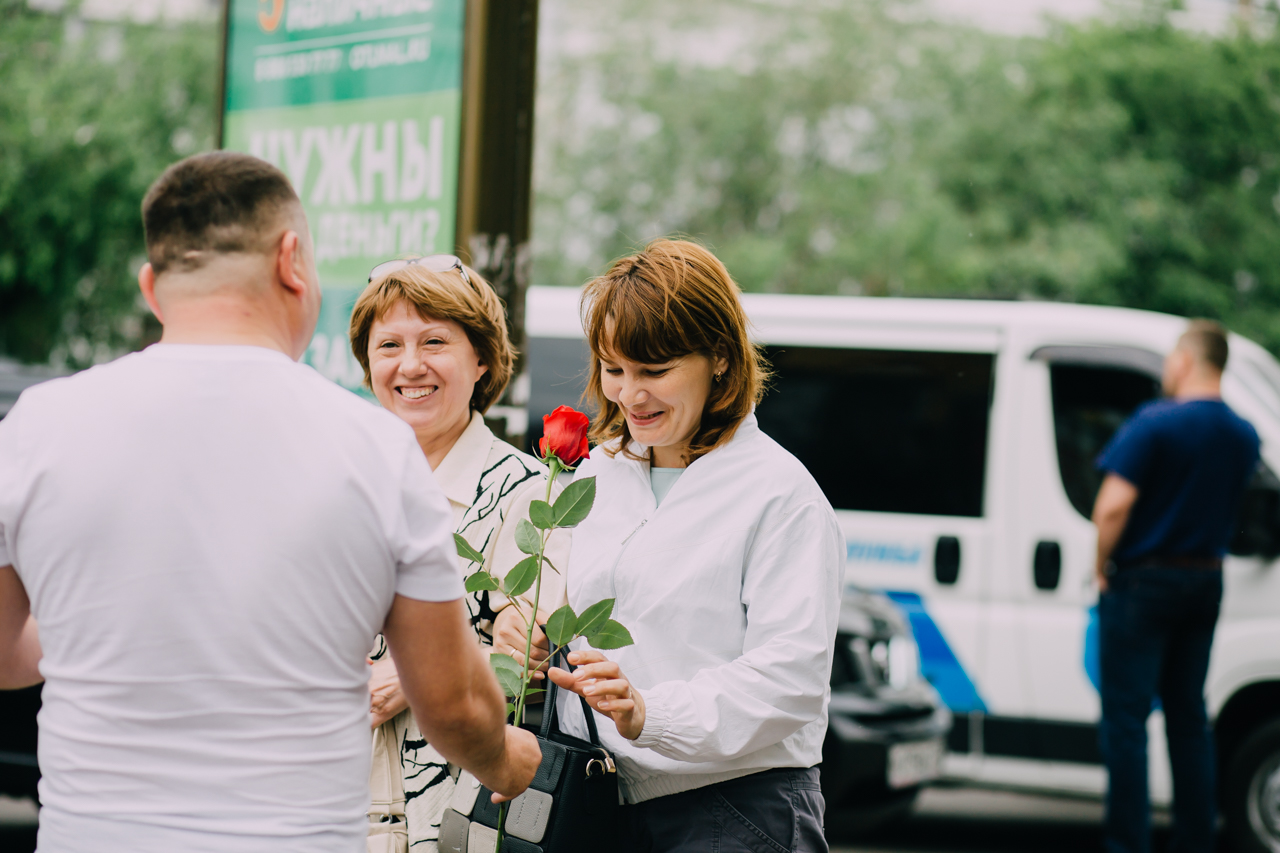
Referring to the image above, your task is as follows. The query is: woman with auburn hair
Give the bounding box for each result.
[348,256,569,852]
[542,239,844,852]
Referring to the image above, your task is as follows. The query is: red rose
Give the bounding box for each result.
[539,405,590,467]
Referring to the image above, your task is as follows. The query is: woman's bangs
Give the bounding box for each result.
[588,278,694,365]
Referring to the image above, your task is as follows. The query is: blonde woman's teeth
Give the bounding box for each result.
[400,387,436,399]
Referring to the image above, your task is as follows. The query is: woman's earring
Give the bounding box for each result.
[714,372,723,383]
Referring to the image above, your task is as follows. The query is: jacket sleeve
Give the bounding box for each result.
[487,475,570,619]
[631,499,844,762]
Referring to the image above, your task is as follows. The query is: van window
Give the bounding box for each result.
[1048,365,1160,519]
[756,347,994,517]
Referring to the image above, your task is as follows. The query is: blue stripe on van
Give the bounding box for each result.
[1084,604,1101,692]
[884,590,988,714]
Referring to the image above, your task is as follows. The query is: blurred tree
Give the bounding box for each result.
[0,0,216,365]
[533,0,1280,354]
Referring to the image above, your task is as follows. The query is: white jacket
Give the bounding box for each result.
[561,413,844,803]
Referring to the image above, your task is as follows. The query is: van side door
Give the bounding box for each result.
[995,345,1162,793]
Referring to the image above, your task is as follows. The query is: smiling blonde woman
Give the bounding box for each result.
[348,256,569,852]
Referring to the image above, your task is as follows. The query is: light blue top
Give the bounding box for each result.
[650,467,685,507]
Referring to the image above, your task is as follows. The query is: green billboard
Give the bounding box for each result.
[221,0,465,391]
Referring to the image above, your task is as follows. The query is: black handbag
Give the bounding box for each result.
[437,649,621,852]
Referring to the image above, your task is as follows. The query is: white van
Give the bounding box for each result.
[525,286,1280,852]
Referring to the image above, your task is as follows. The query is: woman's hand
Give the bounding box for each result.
[493,605,550,682]
[368,656,409,728]
[548,650,646,741]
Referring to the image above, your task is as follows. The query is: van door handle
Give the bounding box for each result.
[935,536,961,585]
[1034,541,1062,590]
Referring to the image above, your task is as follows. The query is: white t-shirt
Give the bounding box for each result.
[0,344,462,853]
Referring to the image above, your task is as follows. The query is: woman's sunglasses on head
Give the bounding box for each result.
[368,255,471,285]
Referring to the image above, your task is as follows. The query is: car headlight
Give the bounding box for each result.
[867,633,922,689]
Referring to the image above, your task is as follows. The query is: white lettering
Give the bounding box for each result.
[315,208,442,262]
[286,0,434,32]
[361,121,398,204]
[249,131,285,171]
[248,131,268,161]
[400,117,442,202]
[348,37,430,70]
[305,333,364,387]
[311,124,361,206]
[253,48,344,82]
[279,129,316,192]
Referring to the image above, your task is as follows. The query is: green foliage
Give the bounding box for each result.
[489,653,525,698]
[545,604,579,646]
[502,555,541,598]
[551,476,596,527]
[533,0,1280,356]
[575,597,614,639]
[528,499,556,530]
[514,518,542,555]
[586,619,634,650]
[0,1,217,365]
[543,600,634,652]
[454,533,486,566]
[464,570,499,593]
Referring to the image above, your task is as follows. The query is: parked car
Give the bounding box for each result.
[526,286,1280,852]
[824,586,951,829]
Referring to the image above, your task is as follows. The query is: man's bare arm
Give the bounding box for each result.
[1092,474,1139,592]
[382,595,540,802]
[0,566,41,689]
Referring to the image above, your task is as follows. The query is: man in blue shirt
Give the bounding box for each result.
[1093,319,1261,853]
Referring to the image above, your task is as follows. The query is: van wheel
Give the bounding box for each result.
[1226,720,1280,853]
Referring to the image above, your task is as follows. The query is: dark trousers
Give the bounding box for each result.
[621,767,827,853]
[1099,566,1223,853]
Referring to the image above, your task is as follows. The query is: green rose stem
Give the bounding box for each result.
[514,455,559,729]
[498,455,559,851]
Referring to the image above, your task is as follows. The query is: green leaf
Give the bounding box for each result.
[552,476,596,528]
[529,500,555,530]
[545,604,579,646]
[576,598,614,640]
[514,519,542,556]
[586,619,635,650]
[506,702,516,717]
[454,533,485,566]
[543,557,561,575]
[490,653,525,698]
[464,570,500,593]
[502,556,540,598]
[523,688,545,699]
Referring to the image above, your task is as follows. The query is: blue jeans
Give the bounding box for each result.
[1099,566,1222,853]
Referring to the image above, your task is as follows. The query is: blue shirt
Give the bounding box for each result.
[650,467,684,507]
[1097,398,1260,564]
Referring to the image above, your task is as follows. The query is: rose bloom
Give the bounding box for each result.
[540,405,590,466]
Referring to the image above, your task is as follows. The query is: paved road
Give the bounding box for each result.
[832,786,1188,853]
[0,787,1205,853]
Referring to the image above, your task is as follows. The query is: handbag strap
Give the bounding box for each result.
[539,646,603,746]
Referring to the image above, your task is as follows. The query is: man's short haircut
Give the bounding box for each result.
[141,152,301,275]
[1179,319,1230,373]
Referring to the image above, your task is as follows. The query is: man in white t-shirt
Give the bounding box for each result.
[0,152,540,852]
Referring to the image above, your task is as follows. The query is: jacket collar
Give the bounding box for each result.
[431,410,493,506]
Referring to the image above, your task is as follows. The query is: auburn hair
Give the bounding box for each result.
[581,238,770,463]
[349,263,514,413]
